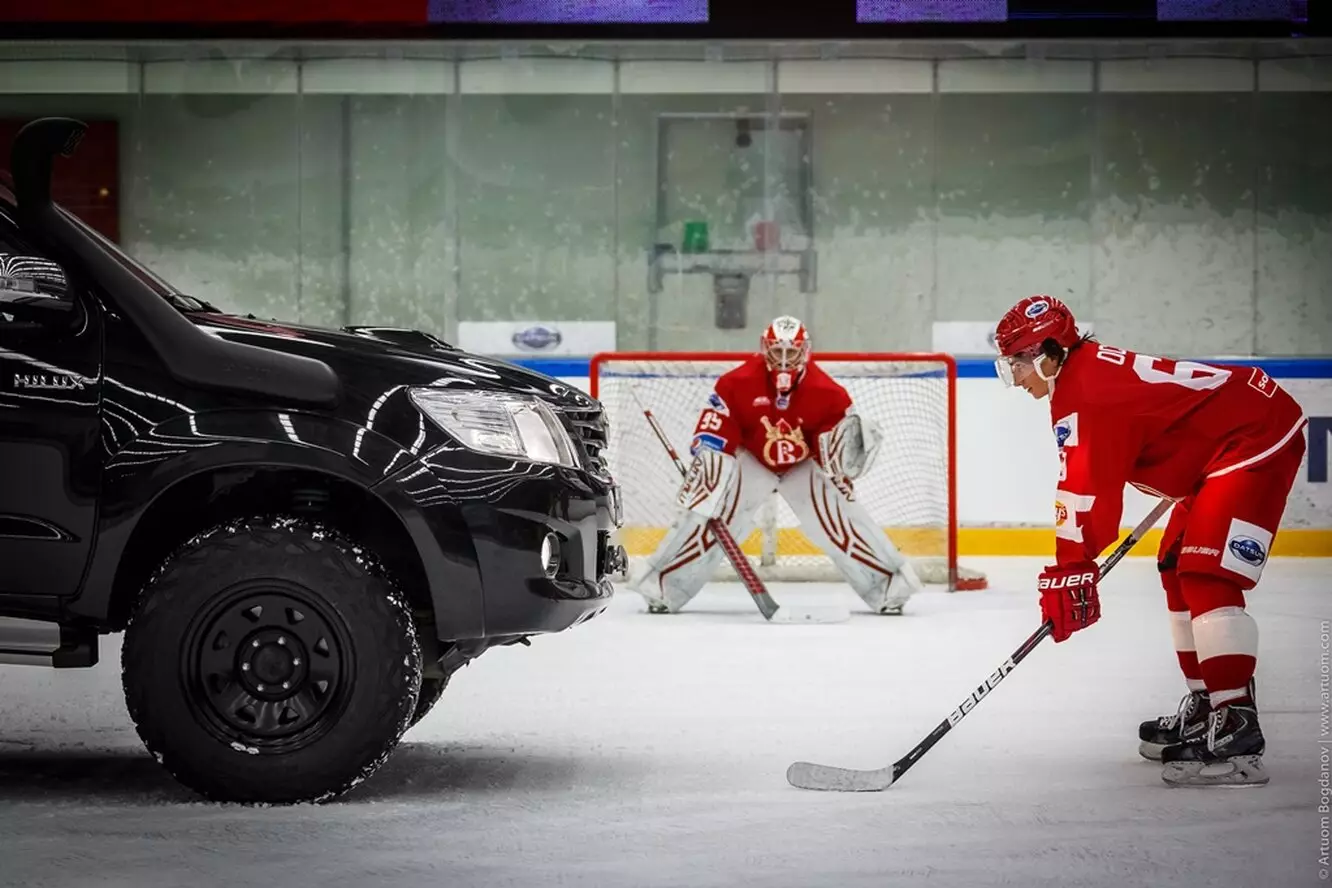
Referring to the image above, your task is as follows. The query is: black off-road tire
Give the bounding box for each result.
[121,517,423,804]
[409,676,449,728]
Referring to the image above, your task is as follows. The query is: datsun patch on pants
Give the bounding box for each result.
[1219,518,1275,584]
[1158,432,1306,589]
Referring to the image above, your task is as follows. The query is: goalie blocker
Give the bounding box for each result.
[629,316,921,616]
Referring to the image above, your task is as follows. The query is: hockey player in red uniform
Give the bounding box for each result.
[994,295,1307,787]
[630,316,922,616]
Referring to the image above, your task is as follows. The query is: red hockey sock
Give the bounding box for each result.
[1161,569,1205,692]
[1181,575,1256,708]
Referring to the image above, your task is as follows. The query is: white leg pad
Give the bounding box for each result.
[777,460,921,613]
[630,451,777,612]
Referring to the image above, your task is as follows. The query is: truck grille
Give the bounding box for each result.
[560,405,611,479]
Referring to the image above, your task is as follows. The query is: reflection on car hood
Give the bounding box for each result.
[184,312,597,411]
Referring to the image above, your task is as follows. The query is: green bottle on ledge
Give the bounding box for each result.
[682,220,710,254]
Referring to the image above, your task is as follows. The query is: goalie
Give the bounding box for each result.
[630,316,921,616]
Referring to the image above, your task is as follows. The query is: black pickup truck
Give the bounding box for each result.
[0,118,625,804]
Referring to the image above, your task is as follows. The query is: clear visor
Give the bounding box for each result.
[994,350,1039,387]
[763,340,809,371]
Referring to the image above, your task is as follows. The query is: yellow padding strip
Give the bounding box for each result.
[956,527,1332,558]
[616,525,1332,558]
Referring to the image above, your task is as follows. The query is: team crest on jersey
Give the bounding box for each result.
[760,416,809,468]
[1053,412,1079,448]
[707,392,730,415]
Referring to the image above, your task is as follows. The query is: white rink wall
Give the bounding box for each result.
[949,373,1330,532]
[515,357,1332,539]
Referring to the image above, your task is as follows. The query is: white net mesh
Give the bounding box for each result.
[592,353,985,590]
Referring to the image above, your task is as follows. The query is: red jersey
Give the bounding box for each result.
[1051,341,1307,565]
[690,355,852,474]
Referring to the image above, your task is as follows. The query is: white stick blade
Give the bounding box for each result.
[785,761,895,792]
[769,605,851,624]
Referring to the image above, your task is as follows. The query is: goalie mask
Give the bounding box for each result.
[761,315,811,397]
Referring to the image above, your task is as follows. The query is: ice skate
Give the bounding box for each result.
[1138,689,1210,761]
[874,570,914,615]
[1160,703,1268,787]
[635,578,687,614]
[628,564,687,614]
[861,562,920,616]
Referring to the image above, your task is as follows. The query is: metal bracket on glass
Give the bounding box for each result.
[646,244,818,294]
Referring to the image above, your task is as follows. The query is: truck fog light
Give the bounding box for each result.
[541,533,561,578]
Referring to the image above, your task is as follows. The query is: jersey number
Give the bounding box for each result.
[1095,346,1231,391]
[698,410,724,432]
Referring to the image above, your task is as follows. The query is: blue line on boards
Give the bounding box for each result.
[498,356,1332,380]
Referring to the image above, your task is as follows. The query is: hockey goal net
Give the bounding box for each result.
[590,352,986,592]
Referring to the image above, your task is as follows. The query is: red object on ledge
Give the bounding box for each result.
[0,0,430,22]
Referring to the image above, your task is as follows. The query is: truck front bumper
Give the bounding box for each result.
[377,453,625,640]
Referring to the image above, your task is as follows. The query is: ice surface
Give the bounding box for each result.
[0,557,1326,887]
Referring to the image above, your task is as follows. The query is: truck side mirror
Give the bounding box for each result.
[0,255,75,326]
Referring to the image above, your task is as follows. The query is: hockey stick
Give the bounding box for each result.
[628,387,848,624]
[786,495,1176,791]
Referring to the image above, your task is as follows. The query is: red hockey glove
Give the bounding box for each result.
[1037,561,1101,643]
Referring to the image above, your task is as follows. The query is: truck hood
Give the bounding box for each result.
[185,311,597,412]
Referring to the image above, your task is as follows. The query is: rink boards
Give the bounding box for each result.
[514,355,1332,558]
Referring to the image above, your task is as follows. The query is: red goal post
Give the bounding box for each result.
[590,351,987,592]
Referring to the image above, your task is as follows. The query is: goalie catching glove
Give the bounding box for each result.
[816,409,882,500]
[1037,561,1101,642]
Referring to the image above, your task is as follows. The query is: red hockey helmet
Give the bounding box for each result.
[760,315,810,395]
[993,295,1080,386]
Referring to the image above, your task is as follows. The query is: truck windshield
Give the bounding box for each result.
[57,205,220,313]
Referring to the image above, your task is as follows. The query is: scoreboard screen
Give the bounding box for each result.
[0,0,1316,35]
[428,1,708,22]
[0,0,708,24]
[857,1,1306,23]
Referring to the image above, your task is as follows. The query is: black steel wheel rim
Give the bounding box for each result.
[181,581,355,753]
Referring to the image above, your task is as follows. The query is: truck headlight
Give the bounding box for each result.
[408,388,578,468]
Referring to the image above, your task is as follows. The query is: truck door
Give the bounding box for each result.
[0,207,104,599]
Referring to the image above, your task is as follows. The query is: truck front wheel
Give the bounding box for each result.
[409,676,449,728]
[121,518,422,804]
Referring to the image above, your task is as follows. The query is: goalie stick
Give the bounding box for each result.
[628,386,848,625]
[785,495,1176,791]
